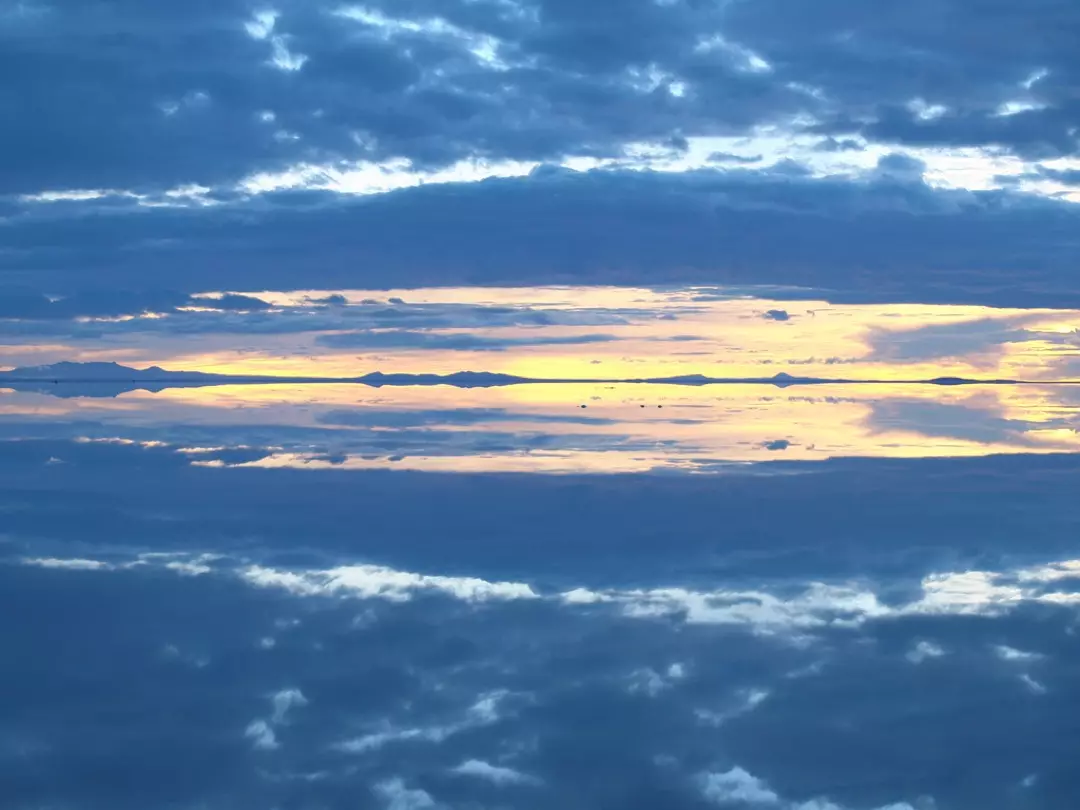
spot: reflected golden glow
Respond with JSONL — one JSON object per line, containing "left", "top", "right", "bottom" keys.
{"left": 4, "top": 378, "right": 1080, "bottom": 473}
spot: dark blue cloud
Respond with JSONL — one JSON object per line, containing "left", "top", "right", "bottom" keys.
{"left": 7, "top": 165, "right": 1080, "bottom": 307}
{"left": 4, "top": 442, "right": 1080, "bottom": 808}
{"left": 0, "top": 288, "right": 270, "bottom": 320}
{"left": 317, "top": 408, "right": 616, "bottom": 428}
{"left": 5, "top": 0, "right": 1079, "bottom": 201}
{"left": 814, "top": 137, "right": 866, "bottom": 153}
{"left": 0, "top": 0, "right": 794, "bottom": 195}
{"left": 315, "top": 329, "right": 618, "bottom": 351}
{"left": 865, "top": 315, "right": 1055, "bottom": 362}
{"left": 869, "top": 399, "right": 1067, "bottom": 446}
{"left": 707, "top": 152, "right": 763, "bottom": 164}
{"left": 723, "top": 0, "right": 1080, "bottom": 158}
{"left": 762, "top": 309, "right": 792, "bottom": 321}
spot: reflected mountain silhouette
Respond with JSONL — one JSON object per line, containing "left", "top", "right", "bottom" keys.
{"left": 0, "top": 362, "right": 1068, "bottom": 399}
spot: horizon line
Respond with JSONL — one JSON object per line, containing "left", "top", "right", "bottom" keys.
{"left": 3, "top": 363, "right": 1080, "bottom": 388}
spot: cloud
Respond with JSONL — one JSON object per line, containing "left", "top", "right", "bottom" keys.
{"left": 865, "top": 315, "right": 1050, "bottom": 364}
{"left": 270, "top": 688, "right": 309, "bottom": 723}
{"left": 696, "top": 688, "right": 771, "bottom": 727}
{"left": 0, "top": 288, "right": 272, "bottom": 322}
{"left": 241, "top": 563, "right": 538, "bottom": 603}
{"left": 318, "top": 407, "right": 616, "bottom": 429}
{"left": 375, "top": 778, "right": 438, "bottom": 810}
{"left": 699, "top": 766, "right": 918, "bottom": 810}
{"left": 994, "top": 645, "right": 1043, "bottom": 662}
{"left": 0, "top": 295, "right": 647, "bottom": 341}
{"left": 814, "top": 138, "right": 865, "bottom": 153}
{"left": 0, "top": 0, "right": 802, "bottom": 196}
{"left": 450, "top": 759, "right": 539, "bottom": 786}
{"left": 193, "top": 293, "right": 273, "bottom": 311}
{"left": 1020, "top": 674, "right": 1049, "bottom": 695}
{"left": 709, "top": 152, "right": 764, "bottom": 164}
{"left": 243, "top": 686, "right": 309, "bottom": 751}
{"left": 244, "top": 719, "right": 278, "bottom": 751}
{"left": 906, "top": 641, "right": 946, "bottom": 664}
{"left": 9, "top": 447, "right": 1080, "bottom": 809}
{"left": 21, "top": 557, "right": 113, "bottom": 571}
{"left": 7, "top": 0, "right": 1080, "bottom": 204}
{"left": 763, "top": 440, "right": 792, "bottom": 452}
{"left": 700, "top": 767, "right": 780, "bottom": 804}
{"left": 562, "top": 558, "right": 1080, "bottom": 634}
{"left": 762, "top": 310, "right": 792, "bottom": 321}
{"left": 10, "top": 166, "right": 1080, "bottom": 307}
{"left": 315, "top": 329, "right": 619, "bottom": 351}
{"left": 335, "top": 692, "right": 508, "bottom": 754}
{"left": 627, "top": 667, "right": 676, "bottom": 697}
{"left": 867, "top": 400, "right": 1064, "bottom": 447}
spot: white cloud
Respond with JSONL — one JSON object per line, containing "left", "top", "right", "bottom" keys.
{"left": 907, "top": 98, "right": 949, "bottom": 121}
{"left": 269, "top": 36, "right": 307, "bottom": 71}
{"left": 243, "top": 8, "right": 306, "bottom": 71}
{"left": 699, "top": 766, "right": 917, "bottom": 810}
{"left": 271, "top": 688, "right": 308, "bottom": 723}
{"left": 450, "top": 759, "right": 538, "bottom": 786}
{"left": 629, "top": 663, "right": 688, "bottom": 696}
{"left": 628, "top": 668, "right": 670, "bottom": 697}
{"left": 244, "top": 9, "right": 278, "bottom": 40}
{"left": 993, "top": 645, "right": 1042, "bottom": 662}
{"left": 226, "top": 114, "right": 1080, "bottom": 204}
{"left": 334, "top": 6, "right": 512, "bottom": 71}
{"left": 375, "top": 777, "right": 437, "bottom": 810}
{"left": 467, "top": 691, "right": 506, "bottom": 724}
{"left": 244, "top": 687, "right": 308, "bottom": 750}
{"left": 700, "top": 767, "right": 780, "bottom": 805}
{"left": 995, "top": 100, "right": 1047, "bottom": 117}
{"left": 21, "top": 557, "right": 113, "bottom": 571}
{"left": 336, "top": 725, "right": 451, "bottom": 753}
{"left": 1022, "top": 69, "right": 1049, "bottom": 90}
{"left": 568, "top": 557, "right": 1080, "bottom": 634}
{"left": 18, "top": 552, "right": 222, "bottom": 577}
{"left": 1015, "top": 559, "right": 1080, "bottom": 583}
{"left": 240, "top": 156, "right": 538, "bottom": 196}
{"left": 244, "top": 720, "right": 279, "bottom": 750}
{"left": 561, "top": 587, "right": 612, "bottom": 604}
{"left": 696, "top": 688, "right": 770, "bottom": 726}
{"left": 694, "top": 34, "right": 773, "bottom": 73}
{"left": 335, "top": 691, "right": 507, "bottom": 753}
{"left": 241, "top": 563, "right": 537, "bottom": 603}
{"left": 1020, "top": 674, "right": 1048, "bottom": 695}
{"left": 20, "top": 188, "right": 118, "bottom": 202}
{"left": 906, "top": 641, "right": 946, "bottom": 664}
{"left": 594, "top": 581, "right": 891, "bottom": 633}
{"left": 163, "top": 560, "right": 214, "bottom": 576}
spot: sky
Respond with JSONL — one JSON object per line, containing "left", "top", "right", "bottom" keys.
{"left": 4, "top": 0, "right": 1080, "bottom": 305}
{"left": 5, "top": 2, "right": 1080, "bottom": 809}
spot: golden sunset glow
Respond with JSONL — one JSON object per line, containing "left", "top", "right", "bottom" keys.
{"left": 20, "top": 287, "right": 1070, "bottom": 383}
{"left": 5, "top": 286, "right": 1080, "bottom": 473}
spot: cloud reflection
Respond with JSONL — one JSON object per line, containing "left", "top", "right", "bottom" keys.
{"left": 6, "top": 285, "right": 1080, "bottom": 384}
{"left": 2, "top": 379, "right": 1080, "bottom": 472}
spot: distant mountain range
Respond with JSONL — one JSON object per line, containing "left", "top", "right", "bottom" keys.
{"left": 0, "top": 361, "right": 1050, "bottom": 398}
{"left": 0, "top": 362, "right": 532, "bottom": 397}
